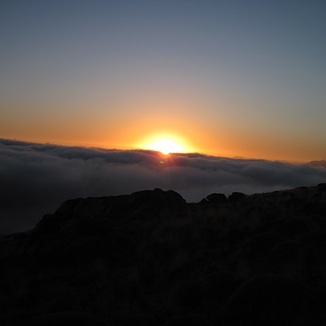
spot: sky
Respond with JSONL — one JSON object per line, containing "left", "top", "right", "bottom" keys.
{"left": 1, "top": 0, "right": 326, "bottom": 161}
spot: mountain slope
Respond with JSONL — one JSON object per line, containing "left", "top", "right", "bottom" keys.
{"left": 1, "top": 185, "right": 326, "bottom": 325}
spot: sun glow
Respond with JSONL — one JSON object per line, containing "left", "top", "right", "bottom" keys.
{"left": 141, "top": 134, "right": 189, "bottom": 155}
{"left": 147, "top": 139, "right": 182, "bottom": 155}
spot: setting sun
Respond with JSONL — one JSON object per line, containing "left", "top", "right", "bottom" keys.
{"left": 147, "top": 139, "right": 183, "bottom": 155}
{"left": 139, "top": 133, "right": 191, "bottom": 155}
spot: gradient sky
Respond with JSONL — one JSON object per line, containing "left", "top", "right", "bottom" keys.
{"left": 1, "top": 0, "right": 326, "bottom": 161}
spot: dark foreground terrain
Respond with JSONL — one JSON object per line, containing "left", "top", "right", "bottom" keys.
{"left": 1, "top": 185, "right": 326, "bottom": 325}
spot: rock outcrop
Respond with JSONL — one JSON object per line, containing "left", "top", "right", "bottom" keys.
{"left": 1, "top": 185, "right": 326, "bottom": 325}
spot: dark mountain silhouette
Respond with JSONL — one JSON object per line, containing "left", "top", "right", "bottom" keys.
{"left": 1, "top": 185, "right": 326, "bottom": 325}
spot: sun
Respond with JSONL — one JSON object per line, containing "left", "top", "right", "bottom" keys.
{"left": 140, "top": 134, "right": 189, "bottom": 155}
{"left": 147, "top": 138, "right": 183, "bottom": 155}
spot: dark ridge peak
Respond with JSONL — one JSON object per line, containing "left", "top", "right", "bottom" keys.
{"left": 35, "top": 188, "right": 187, "bottom": 232}
{"left": 55, "top": 188, "right": 186, "bottom": 215}
{"left": 130, "top": 188, "right": 186, "bottom": 204}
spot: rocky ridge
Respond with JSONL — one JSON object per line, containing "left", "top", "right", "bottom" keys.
{"left": 1, "top": 185, "right": 326, "bottom": 325}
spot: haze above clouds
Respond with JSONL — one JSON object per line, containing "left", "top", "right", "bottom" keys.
{"left": 1, "top": 139, "right": 326, "bottom": 234}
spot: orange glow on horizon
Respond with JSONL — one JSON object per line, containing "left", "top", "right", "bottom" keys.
{"left": 3, "top": 107, "right": 323, "bottom": 162}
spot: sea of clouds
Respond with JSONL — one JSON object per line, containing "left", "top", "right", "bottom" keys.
{"left": 1, "top": 138, "right": 326, "bottom": 233}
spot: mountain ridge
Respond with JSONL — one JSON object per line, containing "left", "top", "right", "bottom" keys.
{"left": 1, "top": 184, "right": 326, "bottom": 325}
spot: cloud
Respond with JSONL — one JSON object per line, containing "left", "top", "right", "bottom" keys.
{"left": 1, "top": 138, "right": 326, "bottom": 234}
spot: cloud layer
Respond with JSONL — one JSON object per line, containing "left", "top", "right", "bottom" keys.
{"left": 1, "top": 138, "right": 326, "bottom": 234}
